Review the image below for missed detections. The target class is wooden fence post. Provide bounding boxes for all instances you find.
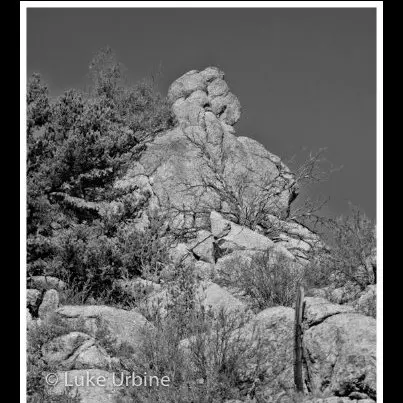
[294,284,305,393]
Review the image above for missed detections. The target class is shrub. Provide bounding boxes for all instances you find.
[118,304,257,402]
[48,215,170,304]
[116,260,265,402]
[117,213,170,281]
[26,47,174,304]
[219,248,305,311]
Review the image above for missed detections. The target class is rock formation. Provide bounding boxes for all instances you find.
[114,67,322,261]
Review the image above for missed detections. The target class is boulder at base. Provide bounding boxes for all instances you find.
[55,305,150,350]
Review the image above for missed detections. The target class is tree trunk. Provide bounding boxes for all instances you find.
[294,284,305,393]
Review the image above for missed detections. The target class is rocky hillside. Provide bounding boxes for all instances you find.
[27,66,377,403]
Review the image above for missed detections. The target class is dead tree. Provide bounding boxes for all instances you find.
[294,284,305,393]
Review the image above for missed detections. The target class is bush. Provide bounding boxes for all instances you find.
[44,215,170,304]
[115,261,266,402]
[219,248,305,311]
[117,213,170,281]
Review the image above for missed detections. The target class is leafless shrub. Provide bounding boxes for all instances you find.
[116,259,267,402]
[304,205,376,291]
[219,248,305,311]
[171,131,335,244]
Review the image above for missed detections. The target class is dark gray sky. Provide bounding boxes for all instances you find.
[27,7,377,219]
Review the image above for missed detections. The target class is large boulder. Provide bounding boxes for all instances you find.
[210,211,296,261]
[41,332,112,370]
[234,306,296,399]
[304,311,376,400]
[55,305,150,351]
[211,211,274,252]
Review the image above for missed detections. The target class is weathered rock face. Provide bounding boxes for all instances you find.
[303,299,376,400]
[120,66,297,234]
[235,306,296,399]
